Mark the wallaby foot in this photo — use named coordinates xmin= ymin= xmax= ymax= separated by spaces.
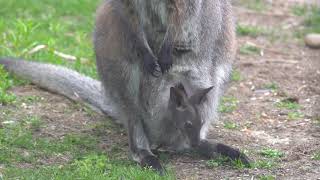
xmin=127 ymin=117 xmax=165 ymax=175
xmin=132 ymin=149 xmax=165 ymax=175
xmin=143 ymin=52 xmax=162 ymax=77
xmin=140 ymin=154 xmax=165 ymax=175
xmin=197 ymin=139 xmax=251 ymax=166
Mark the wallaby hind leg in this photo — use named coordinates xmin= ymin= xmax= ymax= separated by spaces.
xmin=196 ymin=139 xmax=251 ymax=166
xmin=127 ymin=116 xmax=164 ymax=174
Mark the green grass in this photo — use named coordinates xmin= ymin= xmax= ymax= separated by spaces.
xmin=0 ymin=65 xmax=16 ymax=104
xmin=288 ymin=111 xmax=304 ymax=120
xmin=0 ymin=113 xmax=174 ymax=179
xmin=206 ymin=152 xmax=279 ymax=170
xmin=219 ymin=96 xmax=239 ymax=113
xmin=206 ymin=156 xmax=247 ymax=169
xmin=264 ymin=82 xmax=278 ymax=91
xmin=258 ymin=175 xmax=276 ymax=180
xmin=314 ymin=117 xmax=320 ymax=126
xmin=4 ymin=154 xmax=175 ymax=180
xmin=253 ymin=160 xmax=277 ymax=169
xmin=223 ymin=121 xmax=238 ymax=130
xmin=231 ymin=70 xmax=242 ymax=82
xmin=0 ymin=0 xmax=176 ymax=178
xmin=239 ymin=44 xmax=261 ymax=55
xmin=238 ymin=0 xmax=269 ymax=11
xmin=304 ymin=7 xmax=320 ymax=33
xmin=206 ymin=156 xmax=229 ymax=168
xmin=276 ymin=99 xmax=300 ymax=110
xmin=0 ymin=0 xmax=99 ymax=78
xmin=294 ymin=6 xmax=320 ymax=38
xmin=237 ymin=24 xmax=267 ymax=37
xmin=20 ymin=95 xmax=43 ymax=104
xmin=291 ymin=5 xmax=309 ymax=16
xmin=312 ymin=151 xmax=320 ymax=160
xmin=276 ymin=99 xmax=304 ymax=120
xmin=259 ymin=148 xmax=284 ymax=159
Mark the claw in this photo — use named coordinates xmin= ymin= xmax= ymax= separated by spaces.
xmin=140 ymin=155 xmax=165 ymax=175
xmin=143 ymin=52 xmax=162 ymax=77
xmin=197 ymin=140 xmax=252 ymax=166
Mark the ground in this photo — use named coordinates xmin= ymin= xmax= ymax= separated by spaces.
xmin=0 ymin=0 xmax=319 ymax=179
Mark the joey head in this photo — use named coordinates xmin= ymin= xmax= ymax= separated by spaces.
xmin=141 ymin=84 xmax=251 ymax=174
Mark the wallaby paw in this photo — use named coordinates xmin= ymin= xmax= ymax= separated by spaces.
xmin=140 ymin=155 xmax=165 ymax=175
xmin=158 ymin=59 xmax=172 ymax=73
xmin=158 ymin=44 xmax=173 ymax=73
xmin=143 ymin=53 xmax=162 ymax=77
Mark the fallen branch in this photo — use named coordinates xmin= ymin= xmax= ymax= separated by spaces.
xmin=26 ymin=44 xmax=85 ymax=62
xmin=53 ymin=50 xmax=77 ymax=61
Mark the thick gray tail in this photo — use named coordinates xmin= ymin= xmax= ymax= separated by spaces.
xmin=0 ymin=57 xmax=120 ymax=119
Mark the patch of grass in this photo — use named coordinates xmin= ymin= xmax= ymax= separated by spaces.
xmin=276 ymin=99 xmax=300 ymax=110
xmin=1 ymin=114 xmax=98 ymax=164
xmin=206 ymin=155 xmax=249 ymax=170
xmin=253 ymin=160 xmax=277 ymax=169
xmin=223 ymin=121 xmax=238 ymax=130
xmin=206 ymin=154 xmax=277 ymax=170
xmin=0 ymin=0 xmax=99 ymax=79
xmin=259 ymin=148 xmax=284 ymax=159
xmin=264 ymin=82 xmax=278 ymax=91
xmin=237 ymin=24 xmax=268 ymax=37
xmin=0 ymin=0 xmax=177 ymax=178
xmin=1 ymin=113 xmax=174 ymax=178
xmin=259 ymin=175 xmax=276 ymax=180
xmin=304 ymin=7 xmax=320 ymax=33
xmin=4 ymin=154 xmax=175 ymax=180
xmin=76 ymin=103 xmax=98 ymax=117
xmin=295 ymin=6 xmax=320 ymax=38
xmin=230 ymin=158 xmax=247 ymax=169
xmin=314 ymin=117 xmax=320 ymax=126
xmin=239 ymin=44 xmax=261 ymax=55
xmin=206 ymin=156 xmax=230 ymax=168
xmin=219 ymin=96 xmax=239 ymax=113
xmin=231 ymin=70 xmax=242 ymax=82
xmin=312 ymin=151 xmax=320 ymax=160
xmin=20 ymin=95 xmax=43 ymax=104
xmin=291 ymin=5 xmax=309 ymax=16
xmin=288 ymin=111 xmax=304 ymax=120
xmin=0 ymin=65 xmax=16 ymax=104
xmin=25 ymin=115 xmax=43 ymax=130
xmin=238 ymin=0 xmax=268 ymax=11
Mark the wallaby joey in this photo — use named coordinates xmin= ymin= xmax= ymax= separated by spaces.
xmin=0 ymin=0 xmax=251 ymax=175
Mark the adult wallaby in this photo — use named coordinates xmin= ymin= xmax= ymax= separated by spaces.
xmin=0 ymin=0 xmax=250 ymax=174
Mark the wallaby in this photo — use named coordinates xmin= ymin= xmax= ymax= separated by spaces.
xmin=0 ymin=0 xmax=250 ymax=174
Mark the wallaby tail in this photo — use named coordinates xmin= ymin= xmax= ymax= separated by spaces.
xmin=0 ymin=57 xmax=120 ymax=119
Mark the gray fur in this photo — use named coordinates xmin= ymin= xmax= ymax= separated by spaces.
xmin=0 ymin=58 xmax=120 ymax=120
xmin=94 ymin=0 xmax=236 ymax=171
xmin=0 ymin=0 xmax=240 ymax=173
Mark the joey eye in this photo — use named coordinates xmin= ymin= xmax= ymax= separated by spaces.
xmin=185 ymin=121 xmax=193 ymax=129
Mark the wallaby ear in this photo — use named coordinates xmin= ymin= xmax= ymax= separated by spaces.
xmin=176 ymin=83 xmax=187 ymax=95
xmin=169 ymin=85 xmax=187 ymax=109
xmin=189 ymin=86 xmax=213 ymax=105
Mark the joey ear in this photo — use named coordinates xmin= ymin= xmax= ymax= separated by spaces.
xmin=176 ymin=83 xmax=187 ymax=95
xmin=170 ymin=86 xmax=187 ymax=108
xmin=189 ymin=86 xmax=214 ymax=105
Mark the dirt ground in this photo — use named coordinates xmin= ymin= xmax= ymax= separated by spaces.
xmin=4 ymin=0 xmax=320 ymax=179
